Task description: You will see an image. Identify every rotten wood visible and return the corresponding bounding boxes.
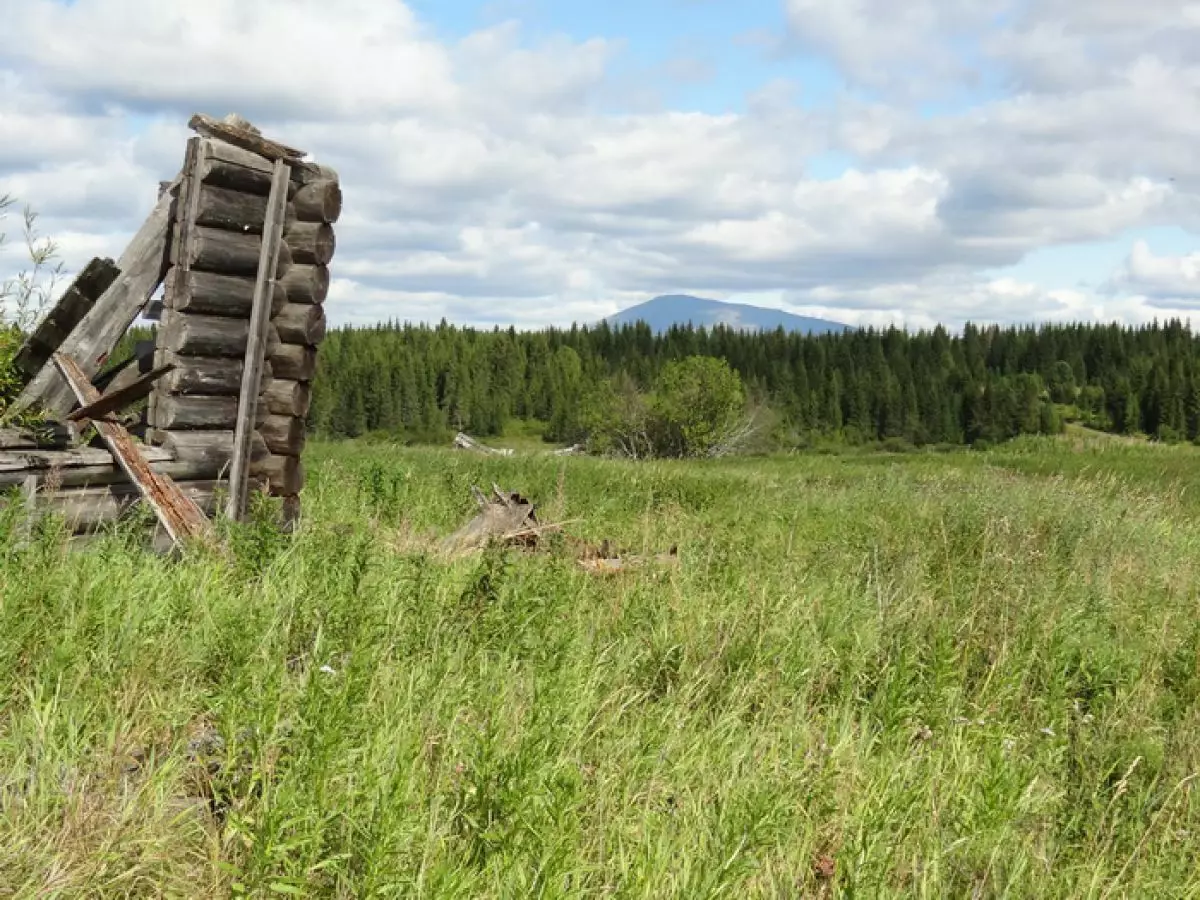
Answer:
[198,138,301,197]
[52,351,213,547]
[0,423,74,450]
[158,429,268,467]
[19,479,227,534]
[161,311,280,359]
[13,177,181,417]
[259,414,306,455]
[161,353,272,396]
[151,394,269,430]
[1,453,234,489]
[188,114,315,172]
[228,158,291,522]
[250,452,304,496]
[195,183,297,234]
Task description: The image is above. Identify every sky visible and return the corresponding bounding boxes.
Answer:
[1,0,1199,332]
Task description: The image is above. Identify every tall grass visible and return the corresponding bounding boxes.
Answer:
[2,440,1199,897]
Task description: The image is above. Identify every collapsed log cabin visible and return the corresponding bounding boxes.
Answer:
[1,113,339,548]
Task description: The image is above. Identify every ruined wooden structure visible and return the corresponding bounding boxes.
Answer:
[2,114,339,547]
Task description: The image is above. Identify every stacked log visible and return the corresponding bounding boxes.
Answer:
[147,134,338,522]
[259,165,339,526]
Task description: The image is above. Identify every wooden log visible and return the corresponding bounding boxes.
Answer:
[275,302,326,346]
[20,480,226,533]
[292,179,342,224]
[251,452,304,496]
[259,414,305,455]
[12,257,121,381]
[163,313,280,359]
[278,264,329,305]
[268,344,318,381]
[262,379,311,418]
[164,268,287,319]
[1,445,172,473]
[52,352,213,546]
[161,353,272,395]
[174,226,292,278]
[1,454,234,489]
[159,430,268,467]
[199,139,300,197]
[152,395,239,430]
[283,222,335,266]
[13,178,180,417]
[0,422,75,450]
[195,183,297,234]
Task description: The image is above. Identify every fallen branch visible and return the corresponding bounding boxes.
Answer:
[452,432,514,457]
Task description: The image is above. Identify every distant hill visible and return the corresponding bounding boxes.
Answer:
[604,294,850,334]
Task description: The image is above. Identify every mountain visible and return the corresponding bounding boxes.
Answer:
[604,294,850,335]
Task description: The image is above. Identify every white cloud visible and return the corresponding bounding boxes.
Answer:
[1102,240,1200,306]
[0,0,1197,332]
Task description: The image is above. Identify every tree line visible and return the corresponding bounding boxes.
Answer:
[305,319,1200,450]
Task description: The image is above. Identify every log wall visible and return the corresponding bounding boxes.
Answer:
[148,133,339,526]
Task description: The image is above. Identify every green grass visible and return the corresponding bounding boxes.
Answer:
[3,438,1200,897]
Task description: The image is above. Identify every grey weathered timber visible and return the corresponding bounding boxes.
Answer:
[152,395,245,430]
[66,364,174,423]
[281,493,301,532]
[0,422,74,450]
[262,379,312,418]
[161,354,272,396]
[292,179,342,223]
[93,341,156,394]
[159,429,268,466]
[278,264,329,305]
[21,480,226,534]
[161,311,280,358]
[188,114,317,175]
[275,302,326,346]
[1,454,231,489]
[13,179,180,416]
[12,257,120,381]
[260,414,305,455]
[173,225,292,278]
[229,158,291,521]
[269,344,318,381]
[195,183,297,234]
[52,352,213,547]
[283,221,335,266]
[164,268,287,318]
[250,452,304,495]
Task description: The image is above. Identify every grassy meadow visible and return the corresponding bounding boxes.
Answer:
[2,436,1200,897]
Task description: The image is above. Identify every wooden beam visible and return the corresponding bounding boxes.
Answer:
[188,114,318,175]
[66,364,175,423]
[13,178,180,417]
[51,352,213,548]
[228,159,291,522]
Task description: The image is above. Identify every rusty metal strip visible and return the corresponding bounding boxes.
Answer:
[52,351,213,547]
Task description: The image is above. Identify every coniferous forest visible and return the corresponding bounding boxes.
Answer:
[306,319,1200,449]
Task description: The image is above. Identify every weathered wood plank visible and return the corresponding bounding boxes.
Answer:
[0,423,74,450]
[292,179,342,224]
[13,179,180,416]
[275,302,326,346]
[93,341,156,394]
[12,257,120,382]
[229,159,291,522]
[262,379,312,418]
[173,225,292,278]
[19,480,226,534]
[164,268,287,318]
[188,114,315,172]
[283,221,335,266]
[52,352,213,547]
[278,264,329,305]
[1,455,230,489]
[269,344,318,381]
[66,364,174,423]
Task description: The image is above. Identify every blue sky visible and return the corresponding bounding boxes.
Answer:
[1,0,1198,330]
